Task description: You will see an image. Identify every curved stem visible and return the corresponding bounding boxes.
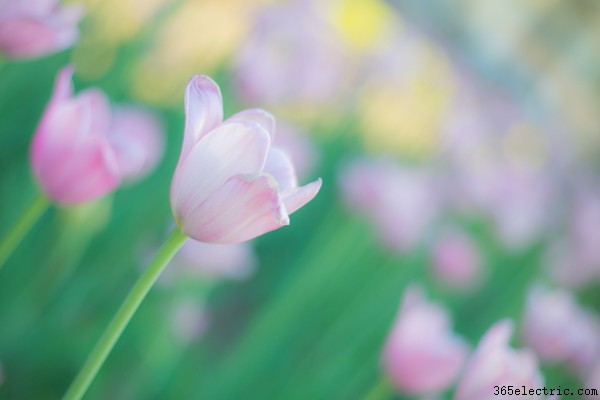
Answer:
[0,194,49,270]
[362,377,392,400]
[62,228,188,400]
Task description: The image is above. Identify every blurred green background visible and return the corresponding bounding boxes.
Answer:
[1,0,600,399]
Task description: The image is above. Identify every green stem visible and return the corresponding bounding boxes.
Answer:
[0,194,49,270]
[362,377,392,400]
[62,228,188,400]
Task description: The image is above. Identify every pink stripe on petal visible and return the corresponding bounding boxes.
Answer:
[181,174,289,244]
[171,121,270,221]
[181,75,223,159]
[282,178,322,215]
[228,108,276,142]
[264,147,297,191]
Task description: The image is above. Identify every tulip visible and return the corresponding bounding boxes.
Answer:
[338,157,439,251]
[454,320,544,400]
[431,229,485,290]
[30,66,120,205]
[0,0,83,59]
[170,75,322,244]
[521,285,600,369]
[382,286,469,395]
[107,105,165,182]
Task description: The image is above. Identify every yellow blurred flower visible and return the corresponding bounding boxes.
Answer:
[325,0,394,52]
[358,46,454,158]
[130,0,259,107]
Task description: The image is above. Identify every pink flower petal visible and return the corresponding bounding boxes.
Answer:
[171,121,270,222]
[181,75,224,159]
[264,147,297,191]
[181,174,289,243]
[227,108,276,141]
[282,178,322,214]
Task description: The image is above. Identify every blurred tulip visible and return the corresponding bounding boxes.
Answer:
[30,66,120,205]
[546,187,600,288]
[431,229,485,290]
[170,75,322,244]
[0,0,83,59]
[170,298,210,345]
[382,286,469,395]
[338,157,439,251]
[521,285,600,371]
[233,0,347,107]
[107,105,165,182]
[454,320,543,400]
[165,238,257,282]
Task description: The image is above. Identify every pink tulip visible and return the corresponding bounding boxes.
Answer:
[30,66,120,205]
[454,320,544,400]
[521,285,600,369]
[170,75,322,244]
[233,1,345,106]
[382,286,469,395]
[107,105,165,182]
[0,0,83,59]
[432,229,485,290]
[338,158,439,251]
[165,238,257,281]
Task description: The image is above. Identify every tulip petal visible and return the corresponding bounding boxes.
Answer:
[171,121,270,220]
[181,75,223,159]
[264,147,297,191]
[0,13,79,59]
[181,174,289,244]
[228,108,276,141]
[282,178,322,214]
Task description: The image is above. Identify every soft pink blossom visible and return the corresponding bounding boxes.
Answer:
[166,238,257,281]
[521,285,600,371]
[382,286,469,395]
[107,105,165,182]
[0,0,83,59]
[431,229,485,290]
[30,66,120,205]
[454,320,544,400]
[170,75,322,244]
[338,158,439,251]
[233,1,346,106]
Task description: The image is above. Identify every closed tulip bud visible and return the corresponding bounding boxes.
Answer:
[30,66,120,205]
[0,0,83,59]
[383,286,469,395]
[455,320,543,400]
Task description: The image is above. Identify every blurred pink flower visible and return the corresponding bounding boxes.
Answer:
[233,1,346,106]
[454,320,543,400]
[170,75,322,243]
[521,285,600,371]
[170,299,210,345]
[107,105,165,183]
[338,157,439,251]
[382,286,469,395]
[546,187,600,288]
[0,0,83,59]
[165,238,257,281]
[431,229,485,290]
[273,121,320,180]
[30,66,120,205]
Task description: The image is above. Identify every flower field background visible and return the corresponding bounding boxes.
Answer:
[1,0,600,399]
